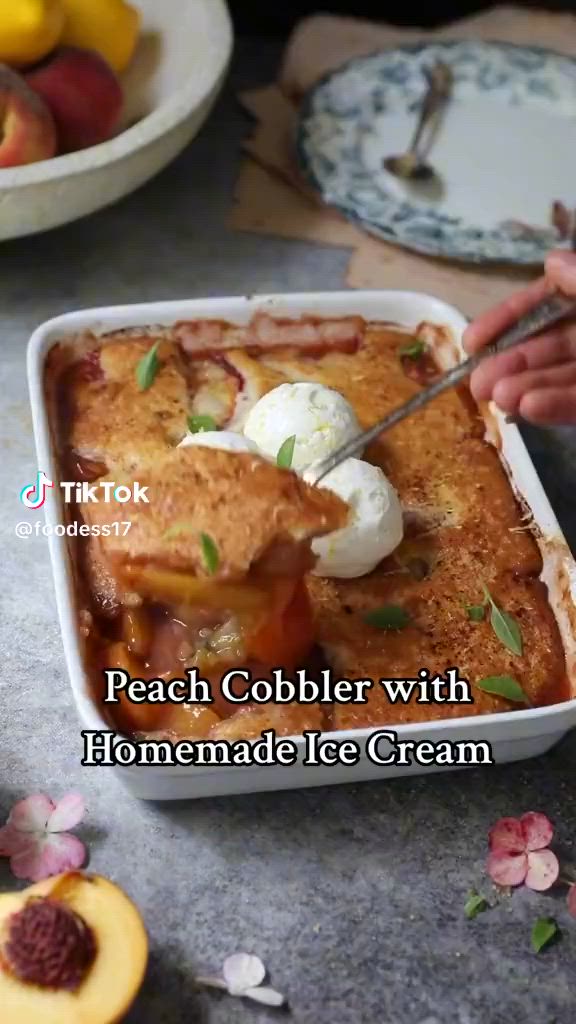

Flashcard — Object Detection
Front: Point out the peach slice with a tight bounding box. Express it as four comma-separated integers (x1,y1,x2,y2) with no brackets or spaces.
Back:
122,565,270,614
102,641,159,733
0,871,148,1023
161,702,221,738
122,607,151,659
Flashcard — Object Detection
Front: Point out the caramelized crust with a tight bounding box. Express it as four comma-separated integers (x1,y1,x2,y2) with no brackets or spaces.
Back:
175,312,364,354
254,324,566,716
309,563,564,727
82,536,122,617
70,337,190,474
81,537,140,618
81,446,349,579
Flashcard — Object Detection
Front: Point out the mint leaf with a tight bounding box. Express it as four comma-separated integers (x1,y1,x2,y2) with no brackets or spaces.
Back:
464,891,488,920
483,586,523,656
531,917,559,953
200,532,219,575
466,604,486,622
187,414,218,434
476,675,529,704
363,605,411,630
277,435,296,469
136,341,161,391
400,339,426,359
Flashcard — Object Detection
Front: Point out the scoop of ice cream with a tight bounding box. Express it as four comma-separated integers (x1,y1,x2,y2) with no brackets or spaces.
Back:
243,382,362,471
310,458,403,578
178,430,260,454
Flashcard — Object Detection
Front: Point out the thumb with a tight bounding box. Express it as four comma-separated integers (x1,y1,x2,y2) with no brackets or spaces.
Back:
546,249,576,297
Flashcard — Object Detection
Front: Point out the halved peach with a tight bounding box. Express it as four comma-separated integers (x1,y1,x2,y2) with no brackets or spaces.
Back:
0,871,148,1023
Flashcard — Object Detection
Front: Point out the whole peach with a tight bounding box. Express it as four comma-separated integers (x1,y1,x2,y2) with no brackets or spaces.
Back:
0,65,56,168
25,47,123,153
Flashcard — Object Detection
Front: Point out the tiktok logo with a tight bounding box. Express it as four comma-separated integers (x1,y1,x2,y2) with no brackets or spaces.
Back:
20,471,54,510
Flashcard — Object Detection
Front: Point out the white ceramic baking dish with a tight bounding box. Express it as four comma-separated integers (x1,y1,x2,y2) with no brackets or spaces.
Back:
27,291,576,800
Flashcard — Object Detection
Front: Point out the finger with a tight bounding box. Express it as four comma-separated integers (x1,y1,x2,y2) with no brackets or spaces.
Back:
469,327,576,401
546,250,576,297
519,385,576,425
463,276,550,354
492,363,576,415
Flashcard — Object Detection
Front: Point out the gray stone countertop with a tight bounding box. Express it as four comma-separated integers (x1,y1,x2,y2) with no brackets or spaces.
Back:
1,39,576,1024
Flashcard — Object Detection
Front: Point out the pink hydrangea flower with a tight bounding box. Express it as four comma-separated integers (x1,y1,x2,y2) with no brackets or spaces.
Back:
487,812,559,891
0,794,86,882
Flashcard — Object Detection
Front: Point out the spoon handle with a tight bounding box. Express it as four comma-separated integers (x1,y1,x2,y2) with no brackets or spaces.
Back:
407,62,452,157
309,293,576,485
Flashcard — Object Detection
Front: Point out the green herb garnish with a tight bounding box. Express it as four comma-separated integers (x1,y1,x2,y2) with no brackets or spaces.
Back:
466,604,486,623
464,891,488,920
136,341,161,391
476,675,529,704
400,339,426,359
277,435,296,469
483,586,523,656
187,414,218,434
200,532,219,575
363,605,411,630
531,917,559,953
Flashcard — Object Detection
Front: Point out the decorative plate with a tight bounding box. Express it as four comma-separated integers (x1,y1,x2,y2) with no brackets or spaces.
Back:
297,41,576,265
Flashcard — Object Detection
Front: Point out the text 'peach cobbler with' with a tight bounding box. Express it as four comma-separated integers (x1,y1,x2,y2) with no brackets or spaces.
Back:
45,311,568,743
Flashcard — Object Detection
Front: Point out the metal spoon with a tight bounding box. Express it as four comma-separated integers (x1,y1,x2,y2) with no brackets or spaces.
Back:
383,61,453,182
306,292,576,486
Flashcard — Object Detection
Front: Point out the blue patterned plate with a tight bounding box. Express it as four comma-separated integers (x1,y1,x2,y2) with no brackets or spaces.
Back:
297,41,576,265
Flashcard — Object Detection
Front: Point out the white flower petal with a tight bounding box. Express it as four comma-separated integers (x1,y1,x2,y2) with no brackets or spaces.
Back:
223,953,266,993
9,794,54,833
244,986,286,1007
47,793,85,833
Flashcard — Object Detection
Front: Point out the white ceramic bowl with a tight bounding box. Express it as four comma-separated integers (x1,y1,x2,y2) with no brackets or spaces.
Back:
0,0,233,240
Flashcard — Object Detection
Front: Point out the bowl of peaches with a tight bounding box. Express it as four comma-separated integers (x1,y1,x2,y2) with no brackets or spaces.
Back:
0,0,232,240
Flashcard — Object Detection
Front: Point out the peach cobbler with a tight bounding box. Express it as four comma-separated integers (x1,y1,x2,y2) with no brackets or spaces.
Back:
45,312,568,742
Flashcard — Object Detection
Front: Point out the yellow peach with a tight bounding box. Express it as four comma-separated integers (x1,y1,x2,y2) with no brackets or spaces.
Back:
0,872,148,1024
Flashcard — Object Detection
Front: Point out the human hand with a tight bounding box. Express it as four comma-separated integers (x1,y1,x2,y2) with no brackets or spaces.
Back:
464,250,576,425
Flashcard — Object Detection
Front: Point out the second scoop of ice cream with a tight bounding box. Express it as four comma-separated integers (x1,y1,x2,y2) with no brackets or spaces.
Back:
310,458,404,578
